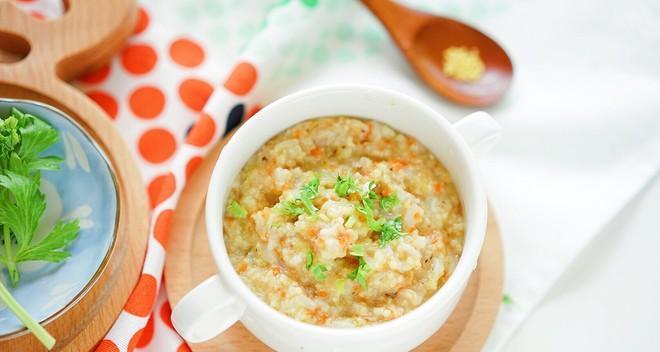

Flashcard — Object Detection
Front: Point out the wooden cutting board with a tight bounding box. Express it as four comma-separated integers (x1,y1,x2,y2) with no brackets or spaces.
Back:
0,0,150,350
165,133,505,351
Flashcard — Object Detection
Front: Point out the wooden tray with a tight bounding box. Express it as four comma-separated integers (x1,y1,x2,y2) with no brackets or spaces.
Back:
0,1,150,350
165,134,504,351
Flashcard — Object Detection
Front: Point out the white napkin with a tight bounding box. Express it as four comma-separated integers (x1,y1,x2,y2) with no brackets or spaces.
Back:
149,0,660,349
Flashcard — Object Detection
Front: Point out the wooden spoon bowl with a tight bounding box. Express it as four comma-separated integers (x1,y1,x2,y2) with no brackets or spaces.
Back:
363,0,513,106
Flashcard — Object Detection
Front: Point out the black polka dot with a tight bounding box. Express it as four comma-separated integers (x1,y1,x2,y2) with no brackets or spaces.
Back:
225,103,244,136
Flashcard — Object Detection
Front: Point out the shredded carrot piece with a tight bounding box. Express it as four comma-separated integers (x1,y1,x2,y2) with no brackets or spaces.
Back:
294,130,303,138
391,159,408,171
434,182,443,193
237,262,248,273
310,146,322,157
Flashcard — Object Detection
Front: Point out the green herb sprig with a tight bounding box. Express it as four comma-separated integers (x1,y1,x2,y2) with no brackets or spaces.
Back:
305,250,327,280
334,175,358,197
279,176,320,217
0,107,81,349
227,201,248,218
380,193,398,212
348,257,370,289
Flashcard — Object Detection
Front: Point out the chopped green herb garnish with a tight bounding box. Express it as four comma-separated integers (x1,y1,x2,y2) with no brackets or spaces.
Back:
349,243,365,257
305,250,327,280
362,180,379,207
311,263,328,280
334,175,358,197
379,216,404,246
278,177,321,218
356,202,383,232
348,257,370,288
305,250,314,270
279,200,306,217
227,201,248,218
502,294,513,305
344,215,357,228
298,176,320,213
380,193,398,212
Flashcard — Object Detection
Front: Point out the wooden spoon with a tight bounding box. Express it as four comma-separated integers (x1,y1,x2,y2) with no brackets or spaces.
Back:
362,0,513,106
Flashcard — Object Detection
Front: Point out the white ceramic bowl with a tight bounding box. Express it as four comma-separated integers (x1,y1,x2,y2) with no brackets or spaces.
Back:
172,85,501,351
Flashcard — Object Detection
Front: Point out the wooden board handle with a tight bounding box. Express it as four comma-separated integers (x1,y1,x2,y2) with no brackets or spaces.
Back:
0,0,136,82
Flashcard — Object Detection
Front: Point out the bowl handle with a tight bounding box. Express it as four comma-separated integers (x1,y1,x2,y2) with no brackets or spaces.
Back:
171,275,246,343
453,111,502,154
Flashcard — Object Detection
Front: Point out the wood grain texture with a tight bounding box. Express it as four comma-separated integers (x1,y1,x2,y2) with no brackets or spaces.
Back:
0,0,150,350
165,134,504,352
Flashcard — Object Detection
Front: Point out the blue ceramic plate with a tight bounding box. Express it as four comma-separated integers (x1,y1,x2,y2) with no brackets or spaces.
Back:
0,99,118,336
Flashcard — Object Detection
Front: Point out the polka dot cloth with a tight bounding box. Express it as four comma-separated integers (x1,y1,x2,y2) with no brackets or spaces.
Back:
16,1,321,351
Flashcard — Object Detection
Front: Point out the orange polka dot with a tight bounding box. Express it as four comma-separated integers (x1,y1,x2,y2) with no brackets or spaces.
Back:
127,329,141,352
134,7,149,34
96,340,119,352
79,64,111,84
177,343,192,352
136,314,155,348
178,78,213,111
121,44,157,75
87,91,118,119
124,274,157,317
160,301,174,329
169,38,205,68
223,61,258,96
185,156,203,179
153,209,174,247
185,113,216,146
138,129,176,163
129,86,165,119
246,104,262,119
148,173,176,209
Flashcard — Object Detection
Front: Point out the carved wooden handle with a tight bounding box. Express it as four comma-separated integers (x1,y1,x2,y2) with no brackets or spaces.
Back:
0,0,136,82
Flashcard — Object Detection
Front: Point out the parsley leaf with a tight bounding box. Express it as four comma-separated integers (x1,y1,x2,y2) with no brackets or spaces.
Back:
362,181,379,208
380,193,398,212
356,200,383,232
0,107,80,349
311,264,328,280
305,250,327,280
348,257,370,288
279,200,306,217
379,216,404,246
306,250,314,270
298,176,320,213
349,243,365,257
227,201,248,218
334,175,358,197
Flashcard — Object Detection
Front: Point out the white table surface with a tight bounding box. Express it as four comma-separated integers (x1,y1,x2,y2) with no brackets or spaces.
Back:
504,172,660,351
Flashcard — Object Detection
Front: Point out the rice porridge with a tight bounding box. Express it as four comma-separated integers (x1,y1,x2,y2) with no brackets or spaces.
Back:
223,116,464,327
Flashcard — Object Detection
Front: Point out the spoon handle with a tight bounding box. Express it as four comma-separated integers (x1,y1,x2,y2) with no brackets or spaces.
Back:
361,0,432,49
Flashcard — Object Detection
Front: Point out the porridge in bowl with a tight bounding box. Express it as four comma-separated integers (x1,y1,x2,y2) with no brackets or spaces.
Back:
223,116,464,327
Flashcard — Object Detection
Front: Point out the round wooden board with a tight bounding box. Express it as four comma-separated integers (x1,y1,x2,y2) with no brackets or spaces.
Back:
165,134,504,352
0,0,150,350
